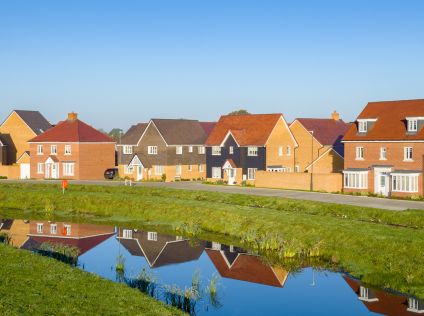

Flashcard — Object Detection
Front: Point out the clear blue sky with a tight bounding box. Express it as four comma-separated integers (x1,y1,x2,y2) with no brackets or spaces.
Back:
1,0,423,131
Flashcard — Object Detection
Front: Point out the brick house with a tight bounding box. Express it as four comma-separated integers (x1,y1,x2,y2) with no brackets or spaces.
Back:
205,114,297,184
289,111,350,173
28,113,115,180
117,119,212,181
342,99,424,197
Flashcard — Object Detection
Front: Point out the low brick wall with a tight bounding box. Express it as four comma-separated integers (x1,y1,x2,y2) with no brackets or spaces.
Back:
0,165,20,179
255,171,343,192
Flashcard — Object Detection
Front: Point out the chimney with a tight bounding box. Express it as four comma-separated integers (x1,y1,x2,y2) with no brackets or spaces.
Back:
331,111,340,121
67,112,78,121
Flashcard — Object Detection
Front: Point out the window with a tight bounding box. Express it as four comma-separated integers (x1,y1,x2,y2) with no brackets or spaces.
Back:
359,287,369,300
247,168,257,180
211,242,221,250
148,146,158,155
212,167,221,179
122,229,133,239
379,147,387,160
248,146,258,156
198,146,205,154
50,224,57,235
343,172,368,189
176,164,182,175
212,146,221,156
229,146,234,154
295,165,300,172
123,145,132,155
64,224,71,236
37,145,43,155
404,147,413,161
408,119,418,132
392,174,419,193
188,146,193,153
63,163,75,176
37,163,44,174
176,236,184,241
176,146,183,155
278,146,283,156
154,165,164,175
124,165,133,174
64,145,72,155
286,146,291,156
198,164,204,172
36,223,43,234
358,121,367,133
147,232,157,241
408,298,423,312
51,145,57,155
188,164,192,172
356,147,364,160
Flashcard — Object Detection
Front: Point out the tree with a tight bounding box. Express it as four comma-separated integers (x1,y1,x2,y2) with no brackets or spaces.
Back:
228,109,250,116
108,128,124,142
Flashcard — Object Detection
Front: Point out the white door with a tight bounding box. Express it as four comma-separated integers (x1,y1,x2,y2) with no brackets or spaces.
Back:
45,163,50,178
374,170,390,196
20,163,30,179
227,168,236,185
137,166,143,181
51,163,59,179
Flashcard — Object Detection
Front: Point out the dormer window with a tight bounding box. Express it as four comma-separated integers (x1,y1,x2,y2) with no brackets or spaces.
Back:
408,119,418,132
408,298,424,313
358,121,367,133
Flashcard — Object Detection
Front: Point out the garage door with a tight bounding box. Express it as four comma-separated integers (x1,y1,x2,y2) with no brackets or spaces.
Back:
20,163,30,179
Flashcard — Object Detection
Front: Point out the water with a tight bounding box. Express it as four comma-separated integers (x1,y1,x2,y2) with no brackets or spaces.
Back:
1,219,420,315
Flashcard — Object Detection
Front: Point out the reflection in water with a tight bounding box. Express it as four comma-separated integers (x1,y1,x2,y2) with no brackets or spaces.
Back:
0,218,421,315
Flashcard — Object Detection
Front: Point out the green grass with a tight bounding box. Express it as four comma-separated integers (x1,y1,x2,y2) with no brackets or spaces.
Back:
0,243,184,316
1,183,424,299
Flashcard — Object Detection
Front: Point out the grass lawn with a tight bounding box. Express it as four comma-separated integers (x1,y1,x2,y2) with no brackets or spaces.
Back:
0,243,184,316
1,183,424,299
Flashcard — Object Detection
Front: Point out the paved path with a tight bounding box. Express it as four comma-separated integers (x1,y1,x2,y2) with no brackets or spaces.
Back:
1,179,423,211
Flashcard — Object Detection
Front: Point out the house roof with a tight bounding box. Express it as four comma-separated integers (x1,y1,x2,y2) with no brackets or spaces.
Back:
343,99,424,141
294,118,350,150
151,119,208,145
11,110,52,135
29,118,115,143
120,123,148,145
205,114,284,146
199,122,216,136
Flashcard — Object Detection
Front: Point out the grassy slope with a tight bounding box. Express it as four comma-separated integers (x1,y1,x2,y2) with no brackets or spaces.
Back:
1,183,424,298
0,244,183,316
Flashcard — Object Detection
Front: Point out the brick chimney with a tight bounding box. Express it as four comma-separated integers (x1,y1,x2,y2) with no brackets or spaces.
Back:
67,112,78,121
331,111,340,121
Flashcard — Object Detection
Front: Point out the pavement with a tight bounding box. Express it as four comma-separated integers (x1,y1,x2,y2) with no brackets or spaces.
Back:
2,179,424,211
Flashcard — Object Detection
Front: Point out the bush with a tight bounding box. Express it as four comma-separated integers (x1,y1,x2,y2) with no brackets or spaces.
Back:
161,174,167,182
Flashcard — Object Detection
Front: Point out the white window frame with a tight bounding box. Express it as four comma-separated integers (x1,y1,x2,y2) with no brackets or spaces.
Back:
188,146,193,153
37,163,44,174
198,164,204,172
63,162,75,176
122,229,133,239
36,223,43,234
408,298,423,313
247,168,257,180
408,119,418,132
51,145,57,155
247,146,258,157
147,232,157,241
392,174,419,193
278,146,283,156
295,165,300,172
64,145,72,155
176,164,182,175
64,224,71,236
50,224,57,235
229,146,234,154
343,171,368,189
123,145,133,155
176,146,183,155
154,165,164,175
124,165,134,174
212,167,221,179
379,147,387,160
355,147,364,160
358,121,367,133
37,145,43,155
198,146,205,154
148,146,158,155
212,146,221,156
188,164,192,172
286,146,291,156
404,147,413,161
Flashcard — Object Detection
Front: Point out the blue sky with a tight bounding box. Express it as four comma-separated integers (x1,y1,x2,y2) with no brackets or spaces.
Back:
1,1,423,130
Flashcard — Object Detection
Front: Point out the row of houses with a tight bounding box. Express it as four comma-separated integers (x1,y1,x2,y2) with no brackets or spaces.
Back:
1,99,424,198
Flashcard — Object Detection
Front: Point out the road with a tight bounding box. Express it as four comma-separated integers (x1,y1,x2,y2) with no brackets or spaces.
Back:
1,179,423,211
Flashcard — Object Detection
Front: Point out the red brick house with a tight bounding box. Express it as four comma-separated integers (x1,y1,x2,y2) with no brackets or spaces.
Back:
28,113,115,180
342,99,424,197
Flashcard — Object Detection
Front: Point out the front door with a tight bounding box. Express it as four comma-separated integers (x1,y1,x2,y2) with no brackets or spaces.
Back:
227,168,236,185
20,163,30,179
137,166,143,181
51,163,59,179
45,163,51,178
374,168,390,196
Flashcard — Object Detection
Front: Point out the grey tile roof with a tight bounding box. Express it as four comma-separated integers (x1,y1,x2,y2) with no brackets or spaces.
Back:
14,110,52,135
120,123,148,145
152,119,208,145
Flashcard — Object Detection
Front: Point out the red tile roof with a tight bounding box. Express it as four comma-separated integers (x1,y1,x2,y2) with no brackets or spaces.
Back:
294,118,350,147
29,118,115,143
343,99,424,141
205,114,283,146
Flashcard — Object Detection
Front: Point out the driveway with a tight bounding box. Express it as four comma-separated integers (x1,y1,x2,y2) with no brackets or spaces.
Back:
1,179,423,211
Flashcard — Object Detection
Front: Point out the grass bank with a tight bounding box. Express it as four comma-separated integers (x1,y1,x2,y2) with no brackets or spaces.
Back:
1,183,424,298
0,243,183,316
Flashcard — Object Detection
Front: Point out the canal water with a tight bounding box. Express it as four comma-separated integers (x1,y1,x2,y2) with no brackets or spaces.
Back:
1,218,419,315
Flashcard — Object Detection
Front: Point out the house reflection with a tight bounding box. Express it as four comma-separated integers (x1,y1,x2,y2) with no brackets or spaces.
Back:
116,228,205,268
344,276,424,315
205,241,289,287
0,219,30,247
